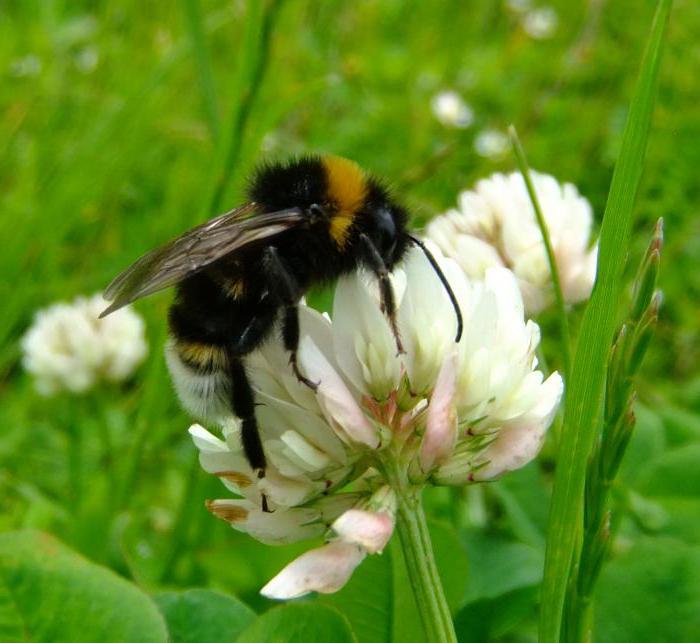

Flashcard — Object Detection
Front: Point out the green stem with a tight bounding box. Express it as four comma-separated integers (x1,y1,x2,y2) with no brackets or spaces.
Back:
509,126,572,384
386,460,456,643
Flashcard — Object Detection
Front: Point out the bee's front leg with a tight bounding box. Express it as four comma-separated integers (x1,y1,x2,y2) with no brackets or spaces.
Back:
263,247,320,392
359,234,405,355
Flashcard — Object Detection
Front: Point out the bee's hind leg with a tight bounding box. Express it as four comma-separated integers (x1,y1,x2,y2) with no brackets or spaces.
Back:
225,351,268,489
263,247,319,392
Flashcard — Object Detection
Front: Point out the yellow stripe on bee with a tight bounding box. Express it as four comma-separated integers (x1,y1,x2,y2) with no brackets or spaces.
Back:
322,156,367,248
176,340,227,370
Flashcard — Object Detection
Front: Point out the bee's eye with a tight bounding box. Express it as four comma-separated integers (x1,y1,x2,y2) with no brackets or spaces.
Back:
374,207,397,260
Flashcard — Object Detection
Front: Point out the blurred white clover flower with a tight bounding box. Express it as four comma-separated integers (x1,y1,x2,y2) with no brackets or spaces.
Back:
9,54,42,78
426,171,598,314
522,7,558,40
192,245,562,598
21,293,147,395
474,128,510,159
75,46,99,73
506,0,531,13
431,90,474,129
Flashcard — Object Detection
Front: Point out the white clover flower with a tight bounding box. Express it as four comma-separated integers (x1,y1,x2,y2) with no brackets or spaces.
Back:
9,54,42,78
522,7,558,40
21,293,147,395
506,0,531,12
426,171,598,314
192,246,562,598
431,90,474,129
473,128,510,159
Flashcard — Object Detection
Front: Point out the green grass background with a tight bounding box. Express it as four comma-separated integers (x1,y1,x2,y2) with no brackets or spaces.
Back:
1,1,699,641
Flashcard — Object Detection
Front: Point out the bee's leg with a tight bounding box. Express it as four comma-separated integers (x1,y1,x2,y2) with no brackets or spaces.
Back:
359,233,404,355
225,351,268,487
263,247,319,391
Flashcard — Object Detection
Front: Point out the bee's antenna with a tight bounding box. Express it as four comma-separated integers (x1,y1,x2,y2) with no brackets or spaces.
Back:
407,234,463,342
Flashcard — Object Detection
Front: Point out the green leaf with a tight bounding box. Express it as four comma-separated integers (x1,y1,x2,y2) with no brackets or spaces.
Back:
462,532,543,603
658,404,700,446
235,603,356,643
629,445,700,545
539,2,673,641
320,519,468,643
454,587,538,643
319,549,392,643
645,498,700,545
491,463,549,547
154,589,256,643
0,530,167,643
595,539,700,642
617,403,666,486
636,444,700,497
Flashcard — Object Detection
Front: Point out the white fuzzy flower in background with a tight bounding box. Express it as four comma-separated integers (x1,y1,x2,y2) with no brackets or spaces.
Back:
192,246,562,598
522,7,558,40
473,128,510,159
9,54,42,78
426,171,598,314
506,0,532,13
431,90,474,129
21,293,147,395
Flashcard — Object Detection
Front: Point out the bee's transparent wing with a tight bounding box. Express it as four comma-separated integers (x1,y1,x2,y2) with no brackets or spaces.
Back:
100,203,303,317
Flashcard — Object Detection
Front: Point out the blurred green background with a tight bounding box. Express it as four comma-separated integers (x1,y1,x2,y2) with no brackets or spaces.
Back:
1,1,699,641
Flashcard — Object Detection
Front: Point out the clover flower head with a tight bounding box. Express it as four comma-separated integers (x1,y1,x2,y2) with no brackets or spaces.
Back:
431,90,474,129
474,129,510,159
426,171,598,314
522,7,558,40
21,293,148,395
192,245,562,598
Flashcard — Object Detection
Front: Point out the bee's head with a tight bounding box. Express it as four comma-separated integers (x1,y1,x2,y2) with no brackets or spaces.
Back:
362,199,410,269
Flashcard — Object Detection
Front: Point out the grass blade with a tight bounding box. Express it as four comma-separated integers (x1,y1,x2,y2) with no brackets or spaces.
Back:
207,0,284,216
509,125,572,383
181,0,221,140
538,2,673,641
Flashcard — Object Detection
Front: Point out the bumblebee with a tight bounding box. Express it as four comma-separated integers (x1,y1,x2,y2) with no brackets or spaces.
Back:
102,155,462,480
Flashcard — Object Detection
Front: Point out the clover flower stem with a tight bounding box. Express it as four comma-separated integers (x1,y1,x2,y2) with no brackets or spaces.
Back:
385,458,456,643
509,125,572,384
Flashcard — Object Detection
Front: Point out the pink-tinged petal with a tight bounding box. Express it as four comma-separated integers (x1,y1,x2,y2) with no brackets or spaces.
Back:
261,542,366,599
298,336,379,448
473,373,562,480
420,350,458,471
332,509,394,554
472,421,546,480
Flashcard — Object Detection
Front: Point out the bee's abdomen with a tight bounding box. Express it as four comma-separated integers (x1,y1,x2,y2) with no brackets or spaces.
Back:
165,336,231,424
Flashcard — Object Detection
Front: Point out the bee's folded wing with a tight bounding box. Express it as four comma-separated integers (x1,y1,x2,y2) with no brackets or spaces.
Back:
101,204,304,317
